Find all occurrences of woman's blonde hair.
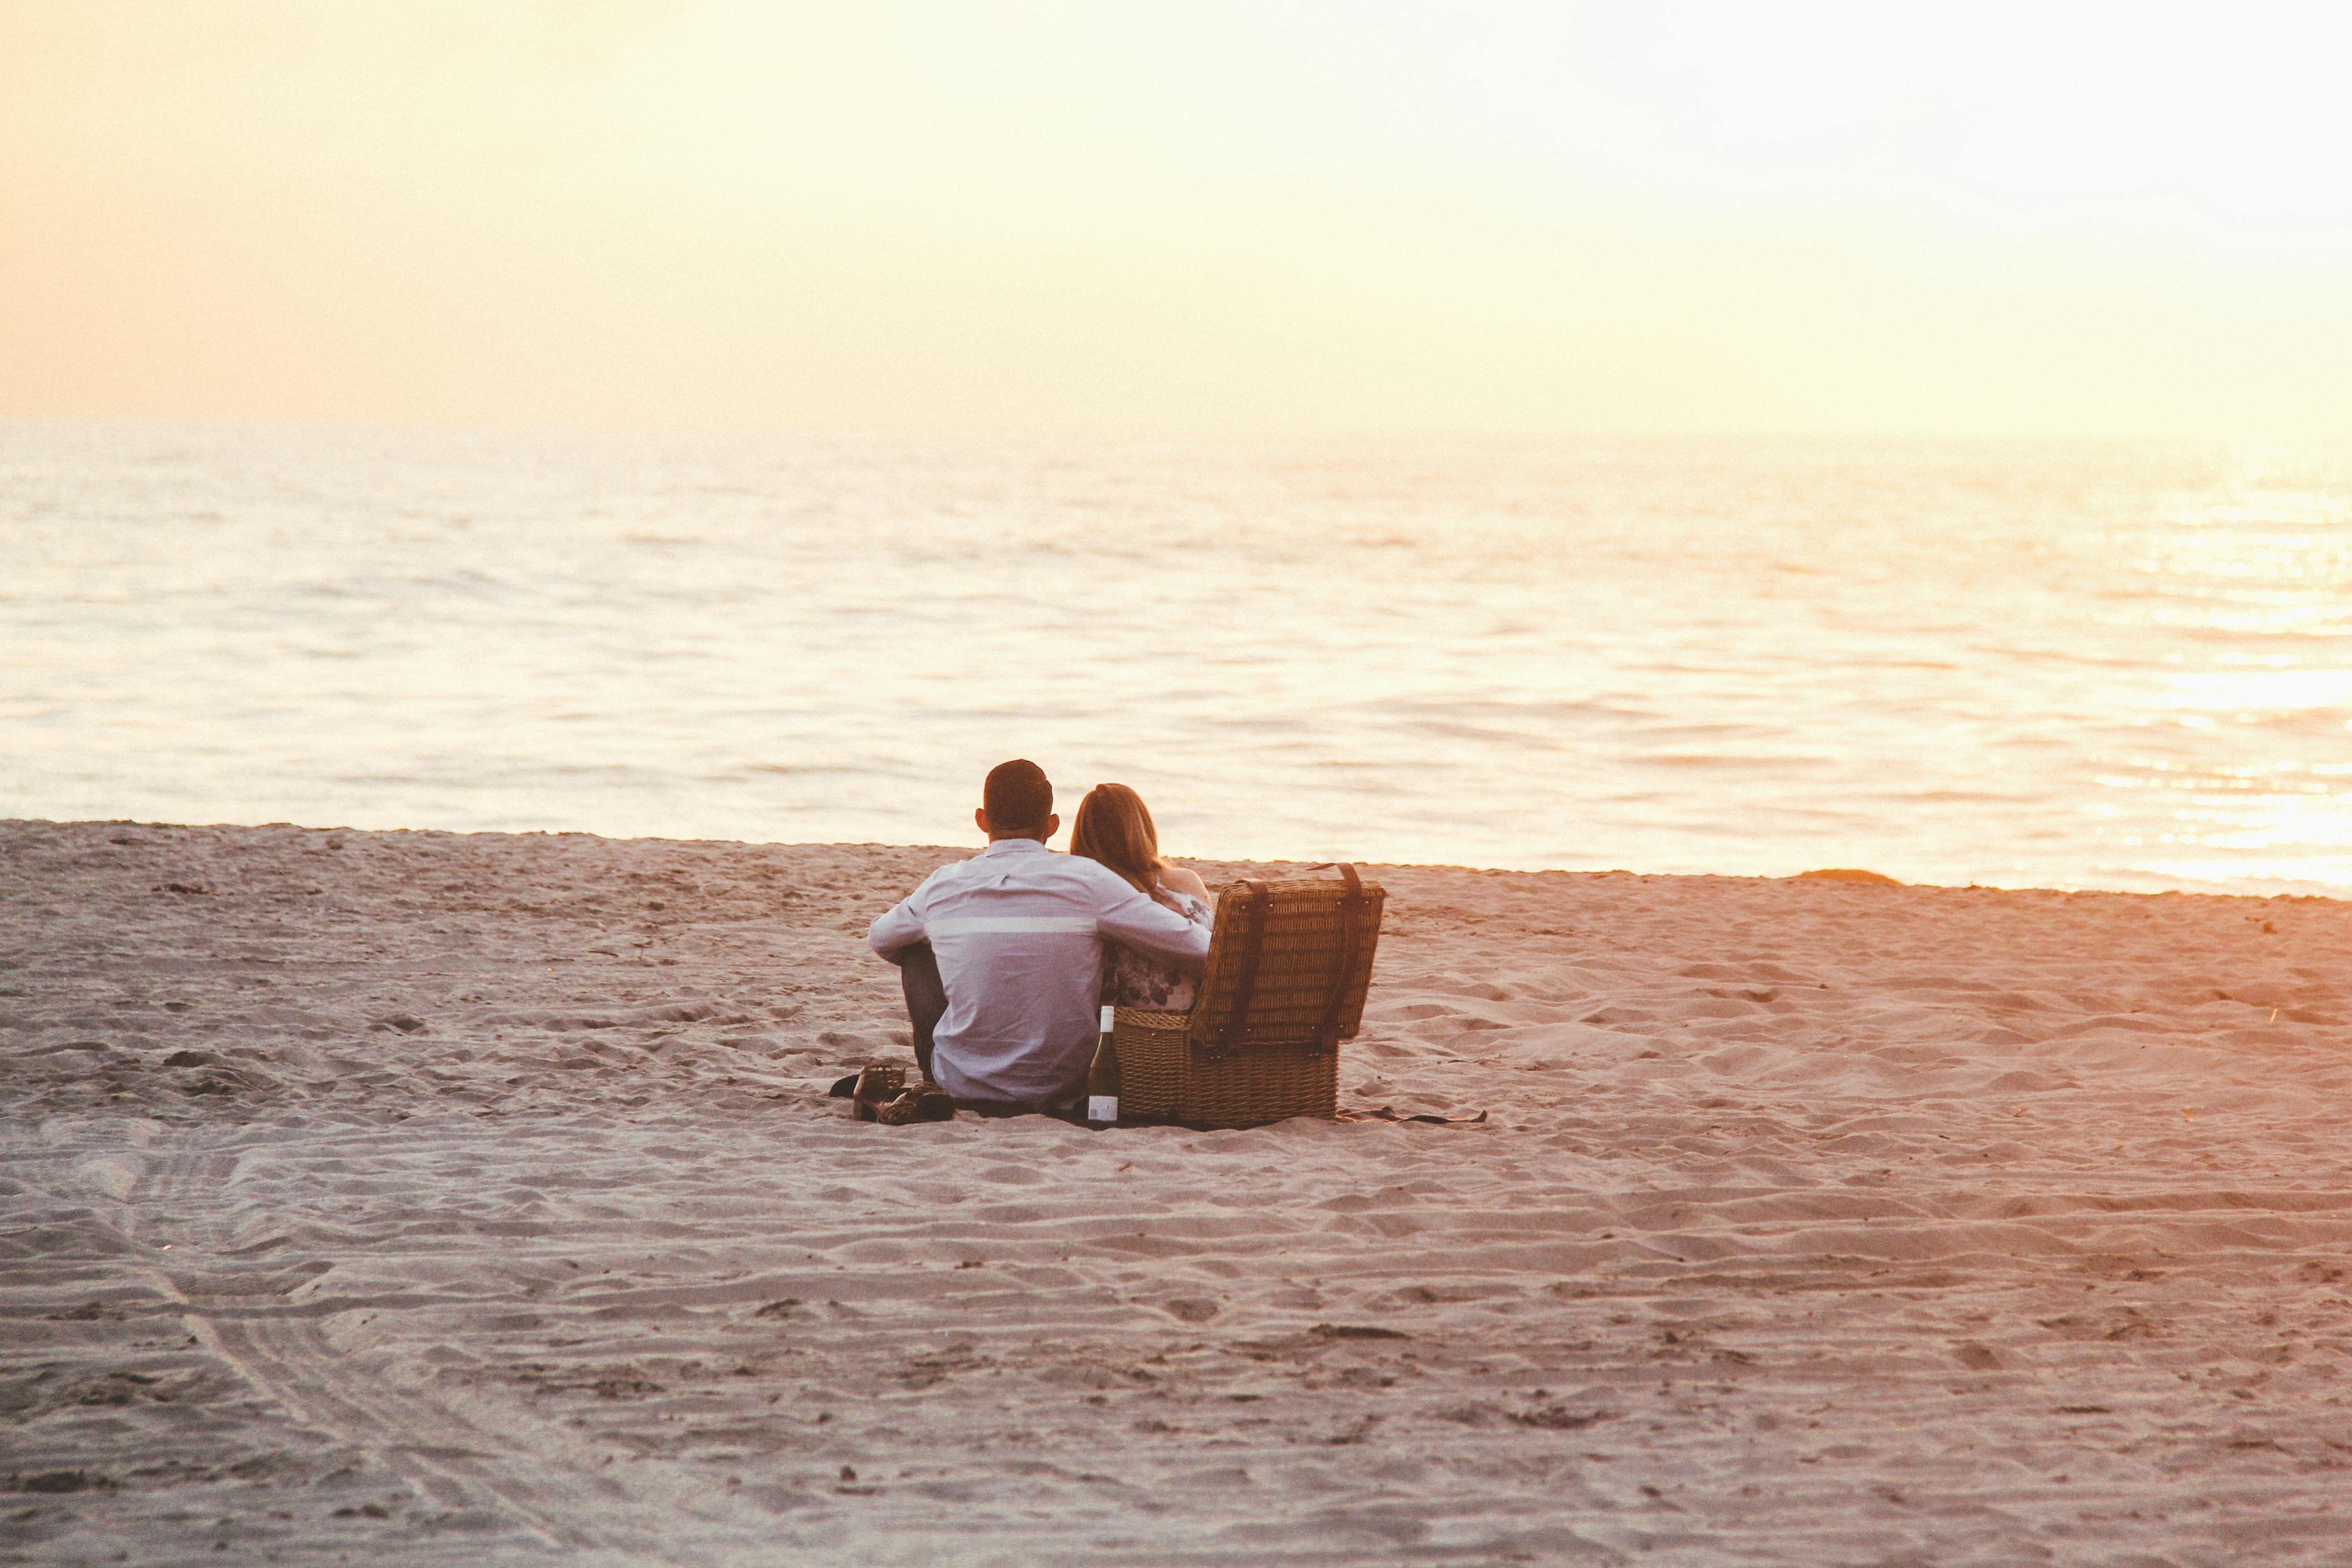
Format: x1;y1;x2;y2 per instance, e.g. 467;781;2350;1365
1070;783;1165;897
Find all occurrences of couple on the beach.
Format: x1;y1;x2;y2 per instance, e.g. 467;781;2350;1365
862;759;1212;1114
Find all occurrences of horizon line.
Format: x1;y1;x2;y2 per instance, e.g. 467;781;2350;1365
1;409;2334;452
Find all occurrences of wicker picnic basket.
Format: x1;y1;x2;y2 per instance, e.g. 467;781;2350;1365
1114;864;1385;1128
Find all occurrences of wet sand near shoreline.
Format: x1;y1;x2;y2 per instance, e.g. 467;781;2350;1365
6;819;2352;1565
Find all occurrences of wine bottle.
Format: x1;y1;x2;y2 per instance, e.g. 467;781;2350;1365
1086;1004;1120;1126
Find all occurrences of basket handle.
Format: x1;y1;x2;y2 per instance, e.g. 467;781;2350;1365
1307;861;1362;896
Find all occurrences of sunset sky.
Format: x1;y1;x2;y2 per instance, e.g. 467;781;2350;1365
5;1;2349;438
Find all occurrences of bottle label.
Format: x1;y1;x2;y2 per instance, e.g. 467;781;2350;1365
1088;1096;1119;1125
1099;1005;1116;1031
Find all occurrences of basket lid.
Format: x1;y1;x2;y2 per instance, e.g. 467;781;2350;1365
1189;865;1385;1051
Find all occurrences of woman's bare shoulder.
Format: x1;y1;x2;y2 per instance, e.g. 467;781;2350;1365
1158;864;1210;899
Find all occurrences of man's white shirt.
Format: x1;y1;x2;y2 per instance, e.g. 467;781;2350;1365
867;838;1212;1105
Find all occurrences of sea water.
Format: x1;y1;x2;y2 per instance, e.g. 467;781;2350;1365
5;420;2348;893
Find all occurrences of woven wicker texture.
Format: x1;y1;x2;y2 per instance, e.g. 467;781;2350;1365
1112;868;1384;1128
1114;1008;1190;1119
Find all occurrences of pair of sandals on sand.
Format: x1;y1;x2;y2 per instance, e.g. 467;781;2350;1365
836;1064;955;1125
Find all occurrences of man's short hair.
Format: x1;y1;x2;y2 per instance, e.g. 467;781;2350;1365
983;759;1054;832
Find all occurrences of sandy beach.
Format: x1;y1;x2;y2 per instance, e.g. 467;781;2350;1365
6;818;2351;1565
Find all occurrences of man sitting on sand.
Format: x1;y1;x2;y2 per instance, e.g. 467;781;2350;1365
868;759;1212;1111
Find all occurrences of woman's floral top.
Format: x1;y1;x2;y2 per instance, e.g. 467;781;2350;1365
1104;885;1213;1012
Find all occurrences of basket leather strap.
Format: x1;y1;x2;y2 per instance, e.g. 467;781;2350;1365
1317;863;1365;1047
1212;879;1271;1051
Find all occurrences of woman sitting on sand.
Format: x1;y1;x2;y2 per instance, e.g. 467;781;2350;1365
1070;783;1213;1010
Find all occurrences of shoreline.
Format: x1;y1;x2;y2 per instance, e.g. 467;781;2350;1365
8;815;2344;907
7;818;2352;1562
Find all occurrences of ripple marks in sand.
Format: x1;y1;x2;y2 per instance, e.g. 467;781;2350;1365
136;1136;766;1567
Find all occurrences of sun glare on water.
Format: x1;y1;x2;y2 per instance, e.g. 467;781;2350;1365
2114;452;2352;886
